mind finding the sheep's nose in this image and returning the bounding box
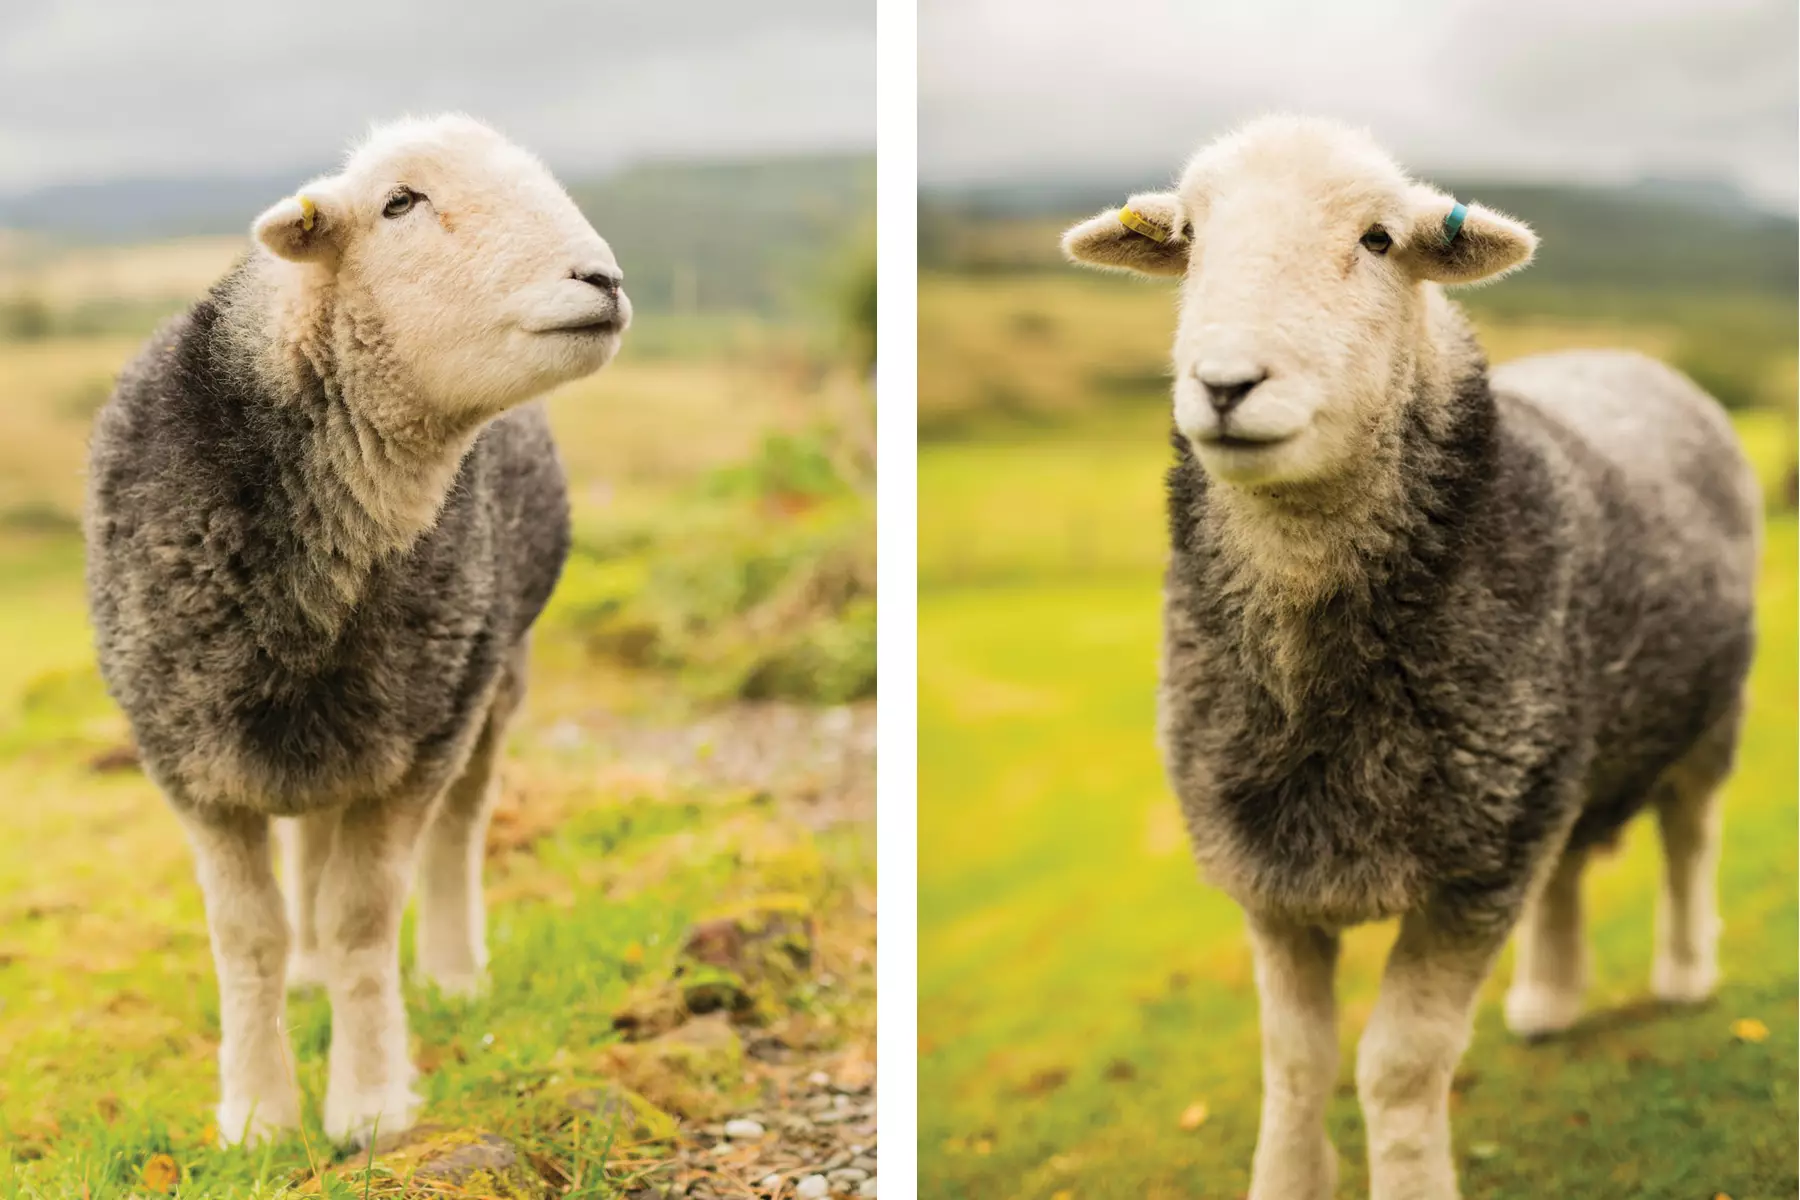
[574,269,622,294]
[1198,367,1268,415]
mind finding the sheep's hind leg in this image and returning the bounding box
[413,709,505,996]
[1652,704,1739,1004]
[276,809,338,990]
[1503,845,1589,1037]
[180,807,300,1144]
[1245,913,1341,1200]
[1358,907,1510,1200]
[415,642,525,997]
[318,794,432,1146]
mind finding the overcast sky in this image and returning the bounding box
[922,0,1798,211]
[0,0,873,193]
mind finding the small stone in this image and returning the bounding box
[724,1118,766,1139]
[796,1176,830,1199]
[808,1070,832,1087]
[852,1156,878,1172]
[859,1180,878,1198]
[830,1167,870,1184]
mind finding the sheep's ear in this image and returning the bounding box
[252,184,346,266]
[1397,191,1536,286]
[1062,191,1189,276]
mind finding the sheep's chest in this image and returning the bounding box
[1171,741,1431,926]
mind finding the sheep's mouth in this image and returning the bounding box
[1196,431,1294,450]
[539,317,622,336]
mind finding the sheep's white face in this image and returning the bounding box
[1064,117,1535,488]
[252,115,628,417]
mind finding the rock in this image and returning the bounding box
[795,1175,830,1199]
[564,1083,678,1143]
[600,1013,746,1120]
[830,1167,870,1184]
[680,895,815,983]
[858,1179,878,1198]
[723,1118,766,1139]
[370,1127,547,1198]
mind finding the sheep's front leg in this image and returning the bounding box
[179,807,299,1144]
[1246,913,1341,1200]
[414,712,503,996]
[317,795,431,1145]
[276,810,338,990]
[1357,909,1509,1200]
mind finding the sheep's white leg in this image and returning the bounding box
[1246,914,1341,1200]
[318,795,430,1146]
[414,713,503,996]
[179,808,299,1144]
[1503,846,1588,1036]
[276,810,338,990]
[1653,780,1724,1003]
[1357,910,1507,1200]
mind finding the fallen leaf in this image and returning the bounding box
[141,1153,180,1194]
[1179,1101,1210,1131]
[1730,1018,1769,1043]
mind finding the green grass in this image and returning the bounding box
[918,409,1798,1199]
[0,325,875,1197]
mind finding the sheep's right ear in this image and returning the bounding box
[1062,191,1188,276]
[252,184,345,266]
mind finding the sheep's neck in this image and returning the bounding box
[261,282,483,632]
[1188,322,1494,708]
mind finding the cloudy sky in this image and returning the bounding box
[0,0,873,193]
[922,0,1798,210]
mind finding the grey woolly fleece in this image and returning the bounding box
[85,260,570,818]
[1160,337,1760,934]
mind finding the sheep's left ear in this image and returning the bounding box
[1062,191,1189,276]
[252,182,346,266]
[1397,191,1536,286]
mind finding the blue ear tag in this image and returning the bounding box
[1443,201,1468,244]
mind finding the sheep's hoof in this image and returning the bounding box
[286,950,329,992]
[424,969,487,999]
[1503,982,1584,1038]
[416,953,488,999]
[1652,956,1718,1005]
[215,1096,301,1147]
[324,1085,422,1149]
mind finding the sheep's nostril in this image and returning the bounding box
[1199,369,1268,415]
[574,270,621,294]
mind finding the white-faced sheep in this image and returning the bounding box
[85,114,630,1145]
[1064,115,1758,1200]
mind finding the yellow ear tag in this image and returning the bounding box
[296,194,316,232]
[1118,205,1171,243]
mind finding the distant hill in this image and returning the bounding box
[921,174,1798,298]
[0,154,874,319]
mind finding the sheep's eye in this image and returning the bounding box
[382,188,418,219]
[1180,221,1195,240]
[1359,226,1392,254]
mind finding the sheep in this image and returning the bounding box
[84,114,630,1146]
[1063,115,1758,1200]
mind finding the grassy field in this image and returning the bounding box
[917,274,1798,1199]
[0,311,876,1197]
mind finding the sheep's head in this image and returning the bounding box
[251,114,628,416]
[1064,116,1535,487]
